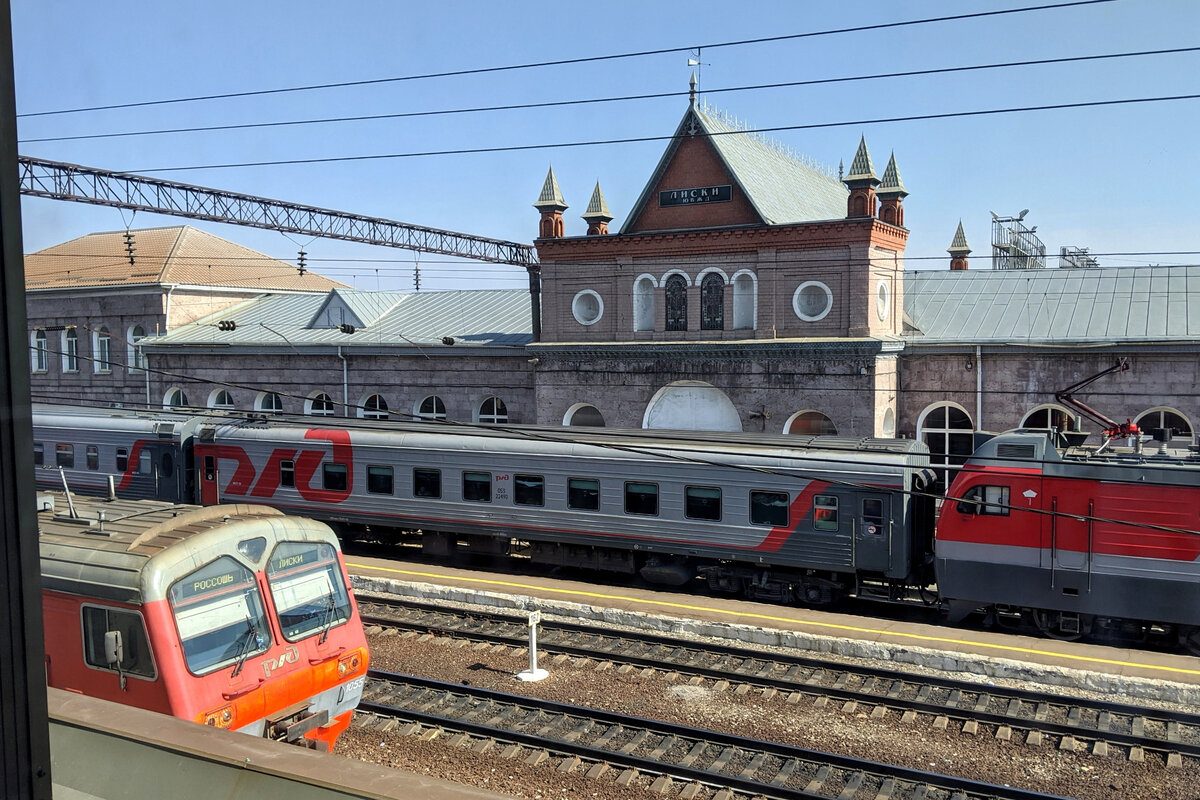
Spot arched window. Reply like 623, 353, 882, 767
257, 392, 284, 414
633, 275, 656, 332
92, 327, 112, 373
564, 404, 605, 427
1135, 407, 1194, 445
208, 389, 235, 410
416, 395, 447, 421
31, 330, 47, 372
164, 388, 188, 409
732, 272, 756, 330
128, 324, 146, 373
785, 410, 838, 436
700, 273, 725, 331
62, 329, 78, 372
918, 403, 975, 491
306, 392, 335, 416
478, 396, 508, 424
665, 274, 687, 332
1021, 405, 1079, 432
360, 394, 389, 420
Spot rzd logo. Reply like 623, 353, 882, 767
262, 646, 299, 677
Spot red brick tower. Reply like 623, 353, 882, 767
877, 152, 907, 227
842, 136, 879, 219
534, 166, 568, 239
948, 221, 971, 270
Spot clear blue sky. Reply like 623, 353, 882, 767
11, 0, 1200, 290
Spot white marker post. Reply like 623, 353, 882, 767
515, 610, 549, 682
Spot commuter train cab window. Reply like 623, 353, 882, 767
323, 462, 348, 492
367, 465, 394, 495
750, 491, 789, 526
86, 445, 99, 470
81, 605, 156, 679
33, 442, 43, 466
568, 478, 599, 510
956, 485, 1010, 516
56, 443, 74, 468
514, 474, 544, 506
265, 541, 353, 643
625, 482, 659, 516
463, 471, 492, 503
280, 459, 295, 488
813, 495, 839, 531
168, 556, 271, 676
685, 485, 722, 521
414, 468, 441, 498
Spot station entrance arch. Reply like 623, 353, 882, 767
642, 381, 742, 432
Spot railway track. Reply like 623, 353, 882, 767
356, 593, 1198, 767
357, 669, 1070, 800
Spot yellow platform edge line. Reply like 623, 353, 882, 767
348, 563, 1200, 678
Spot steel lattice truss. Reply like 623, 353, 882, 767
18, 155, 538, 268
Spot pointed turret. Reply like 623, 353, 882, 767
842, 136, 880, 219
689, 71, 698, 107
877, 152, 908, 227
948, 221, 971, 271
533, 166, 569, 239
581, 181, 614, 236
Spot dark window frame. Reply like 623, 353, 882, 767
514, 473, 545, 507
750, 490, 789, 527
280, 459, 295, 488
956, 484, 1011, 516
81, 604, 157, 680
700, 273, 725, 331
568, 477, 600, 511
665, 274, 688, 332
413, 468, 442, 499
322, 462, 349, 491
367, 464, 394, 495
463, 471, 492, 503
813, 494, 839, 531
624, 481, 659, 516
684, 484, 722, 521
56, 443, 74, 468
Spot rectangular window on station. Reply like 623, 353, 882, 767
463, 471, 491, 503
56, 443, 74, 468
413, 468, 441, 499
624, 481, 658, 516
514, 474, 544, 506
685, 485, 721, 521
322, 462, 348, 492
280, 459, 295, 488
367, 465, 394, 495
86, 445, 99, 471
813, 495, 839, 531
568, 478, 599, 511
750, 490, 789, 527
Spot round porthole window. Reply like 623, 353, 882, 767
876, 280, 890, 321
792, 281, 833, 322
571, 290, 604, 326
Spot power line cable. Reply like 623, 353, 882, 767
22, 44, 1199, 145
17, 0, 1114, 119
128, 93, 1200, 174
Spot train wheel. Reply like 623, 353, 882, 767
1033, 609, 1092, 641
1179, 626, 1200, 657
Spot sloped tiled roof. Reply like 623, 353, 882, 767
904, 266, 1200, 343
582, 181, 613, 223
533, 166, 568, 210
620, 103, 848, 233
25, 226, 347, 292
948, 221, 971, 253
150, 288, 532, 349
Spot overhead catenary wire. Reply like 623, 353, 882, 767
16, 0, 1115, 119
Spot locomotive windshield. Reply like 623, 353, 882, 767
168, 556, 271, 676
265, 541, 352, 642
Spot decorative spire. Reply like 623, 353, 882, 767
948, 220, 971, 254
581, 181, 613, 236
533, 165, 568, 211
878, 152, 907, 197
843, 136, 878, 183
689, 71, 698, 107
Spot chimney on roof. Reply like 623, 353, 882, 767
948, 221, 971, 270
533, 166, 568, 239
842, 136, 880, 219
581, 181, 613, 236
877, 152, 908, 228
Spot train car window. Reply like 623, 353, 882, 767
266, 541, 353, 642
956, 485, 1010, 516
280, 460, 295, 488
86, 445, 99, 470
514, 474, 544, 506
138, 451, 152, 475
568, 478, 600, 510
367, 465, 394, 495
33, 442, 43, 466
323, 462, 348, 491
414, 468, 441, 498
56, 444, 74, 468
625, 482, 659, 516
685, 486, 722, 521
862, 498, 885, 534
82, 606, 157, 679
750, 491, 789, 526
116, 448, 128, 472
463, 471, 492, 503
168, 556, 271, 676
813, 495, 839, 531
203, 454, 215, 481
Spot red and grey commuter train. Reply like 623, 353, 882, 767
32, 404, 1200, 654
38, 490, 369, 749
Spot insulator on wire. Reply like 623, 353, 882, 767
297, 248, 307, 277
123, 230, 136, 266
217, 320, 237, 332
339, 323, 355, 334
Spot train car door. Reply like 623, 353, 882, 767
199, 452, 219, 505
854, 494, 891, 572
1048, 485, 1091, 573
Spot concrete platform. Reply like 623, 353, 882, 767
346, 554, 1200, 706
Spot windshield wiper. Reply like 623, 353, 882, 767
317, 594, 337, 645
230, 618, 261, 677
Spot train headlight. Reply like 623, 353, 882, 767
202, 704, 235, 729
337, 650, 364, 678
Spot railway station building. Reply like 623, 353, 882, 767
24, 97, 1200, 484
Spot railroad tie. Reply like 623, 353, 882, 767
770, 758, 799, 786
649, 775, 673, 794
591, 724, 623, 749
886, 680, 904, 699
679, 741, 706, 766
1067, 707, 1081, 726
619, 729, 649, 755
677, 782, 704, 800
803, 765, 831, 795
563, 719, 593, 742
1167, 720, 1181, 743
1034, 702, 1049, 722
709, 746, 737, 773
648, 735, 677, 760
837, 772, 864, 800
973, 693, 990, 713
740, 752, 766, 780
1096, 710, 1111, 732
1131, 717, 1144, 738
556, 756, 581, 774
873, 777, 898, 799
